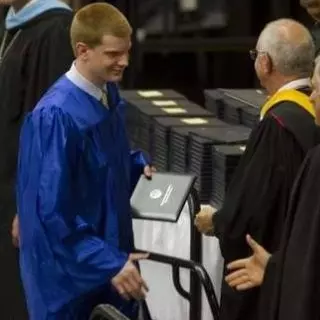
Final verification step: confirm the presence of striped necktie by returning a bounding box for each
[100,90,108,108]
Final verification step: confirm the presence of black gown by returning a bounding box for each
[214,93,319,320]
[311,24,320,55]
[259,144,320,320]
[0,8,73,319]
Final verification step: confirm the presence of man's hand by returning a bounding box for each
[194,205,216,235]
[11,215,19,248]
[143,165,156,179]
[225,235,272,290]
[112,252,149,301]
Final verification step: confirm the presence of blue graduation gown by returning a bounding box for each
[16,76,149,320]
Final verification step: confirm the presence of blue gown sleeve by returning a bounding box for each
[17,107,127,296]
[130,150,150,191]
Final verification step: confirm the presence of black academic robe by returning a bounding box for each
[214,93,319,320]
[311,24,320,55]
[259,145,320,320]
[0,9,73,319]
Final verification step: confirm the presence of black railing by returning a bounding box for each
[90,187,220,320]
[90,251,219,320]
[144,251,220,320]
[136,188,220,320]
[89,304,130,320]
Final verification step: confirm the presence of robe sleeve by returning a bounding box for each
[257,252,280,320]
[259,146,320,320]
[276,146,320,320]
[130,150,150,191]
[17,107,127,294]
[214,113,305,262]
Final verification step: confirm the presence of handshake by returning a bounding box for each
[194,206,272,292]
[112,205,218,301]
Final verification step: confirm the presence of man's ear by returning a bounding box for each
[260,54,273,75]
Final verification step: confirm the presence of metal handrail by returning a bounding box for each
[90,188,220,320]
[90,251,220,320]
[141,250,220,320]
[89,304,130,320]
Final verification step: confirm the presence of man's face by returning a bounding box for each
[300,0,320,21]
[78,34,131,84]
[310,70,320,124]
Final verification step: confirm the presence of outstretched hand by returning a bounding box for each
[225,235,271,291]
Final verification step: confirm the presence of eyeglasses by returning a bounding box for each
[249,49,268,61]
[249,49,259,61]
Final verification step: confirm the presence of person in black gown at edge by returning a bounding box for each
[0,0,74,318]
[225,54,320,320]
[194,18,319,320]
[301,0,320,54]
[223,2,320,319]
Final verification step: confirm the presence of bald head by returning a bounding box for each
[258,19,311,45]
[257,19,315,78]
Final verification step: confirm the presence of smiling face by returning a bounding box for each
[75,34,131,84]
[70,3,133,87]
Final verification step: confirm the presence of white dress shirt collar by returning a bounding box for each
[66,63,106,101]
[277,78,311,92]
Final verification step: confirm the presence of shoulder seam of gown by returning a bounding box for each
[269,111,285,127]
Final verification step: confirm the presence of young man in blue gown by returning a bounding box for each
[16,3,152,319]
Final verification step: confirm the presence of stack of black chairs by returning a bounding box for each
[122,88,262,204]
[120,89,187,101]
[153,116,226,172]
[211,144,246,207]
[187,126,251,203]
[121,89,188,151]
[123,97,212,161]
[169,118,228,174]
[170,126,191,173]
[204,88,267,128]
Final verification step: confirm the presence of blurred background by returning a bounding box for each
[0,0,315,105]
[0,3,316,319]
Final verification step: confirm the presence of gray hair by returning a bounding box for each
[257,19,315,78]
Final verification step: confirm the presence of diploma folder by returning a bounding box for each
[131,172,197,222]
